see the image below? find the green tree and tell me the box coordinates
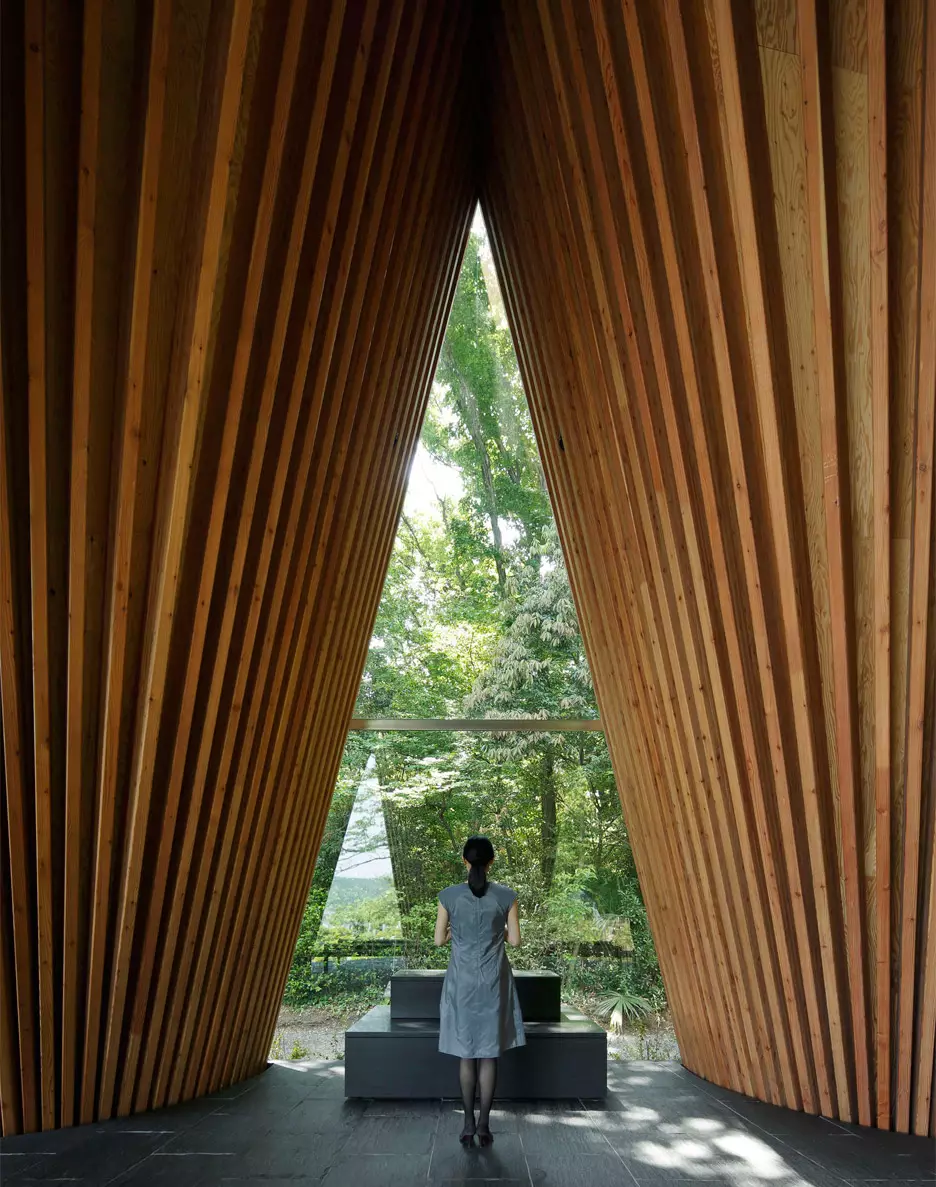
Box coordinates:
[286,220,663,1013]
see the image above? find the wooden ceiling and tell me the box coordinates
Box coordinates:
[1,0,934,1142]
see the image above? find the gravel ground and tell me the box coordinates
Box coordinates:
[269,1006,349,1062]
[268,1003,679,1064]
[606,1018,680,1061]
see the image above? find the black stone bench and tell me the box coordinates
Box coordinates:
[389,968,561,1021]
[345,969,607,1098]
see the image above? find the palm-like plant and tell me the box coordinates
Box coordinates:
[594,990,652,1033]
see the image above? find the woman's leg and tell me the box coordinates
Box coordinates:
[477,1057,497,1140]
[459,1058,478,1132]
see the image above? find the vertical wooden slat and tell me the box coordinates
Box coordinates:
[61,0,103,1130]
[23,0,57,1130]
[80,0,172,1125]
[896,0,936,1135]
[0,330,38,1135]
[867,0,891,1131]
[0,749,23,1133]
[798,0,870,1124]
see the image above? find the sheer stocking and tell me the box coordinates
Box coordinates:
[477,1057,497,1139]
[458,1057,498,1141]
[459,1058,478,1130]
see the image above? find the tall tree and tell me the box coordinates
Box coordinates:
[289,219,661,1004]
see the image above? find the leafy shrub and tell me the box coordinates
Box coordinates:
[594,990,652,1033]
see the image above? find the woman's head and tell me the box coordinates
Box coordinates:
[463,835,495,897]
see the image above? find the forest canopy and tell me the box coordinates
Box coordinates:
[284,217,663,1011]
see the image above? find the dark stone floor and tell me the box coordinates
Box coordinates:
[1,1060,933,1186]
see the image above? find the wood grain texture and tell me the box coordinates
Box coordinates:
[0,0,473,1135]
[0,0,933,1142]
[483,0,935,1137]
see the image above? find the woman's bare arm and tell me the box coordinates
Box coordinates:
[434,901,450,946]
[505,899,521,947]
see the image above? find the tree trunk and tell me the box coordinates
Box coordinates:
[540,748,557,893]
[444,344,507,593]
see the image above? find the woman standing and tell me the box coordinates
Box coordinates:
[434,835,524,1147]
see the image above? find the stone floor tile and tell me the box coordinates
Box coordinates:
[526,1151,632,1186]
[319,1152,432,1185]
[430,1131,531,1181]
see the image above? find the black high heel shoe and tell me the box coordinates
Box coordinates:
[477,1122,493,1147]
[459,1119,476,1146]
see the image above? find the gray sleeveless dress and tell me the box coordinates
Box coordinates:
[437,880,526,1058]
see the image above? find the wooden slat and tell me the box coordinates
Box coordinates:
[23,0,56,1130]
[0,747,22,1134]
[711,0,854,1119]
[663,0,836,1111]
[896,0,936,1135]
[867,0,891,1130]
[0,330,39,1136]
[60,0,103,1131]
[79,0,172,1125]
[798,0,871,1124]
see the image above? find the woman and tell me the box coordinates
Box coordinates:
[434,835,524,1147]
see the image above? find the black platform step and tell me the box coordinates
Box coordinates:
[345,1004,607,1098]
[389,968,561,1021]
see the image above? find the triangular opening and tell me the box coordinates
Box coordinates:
[275,206,670,1064]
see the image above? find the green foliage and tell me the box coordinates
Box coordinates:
[594,991,653,1033]
[290,968,390,1023]
[325,889,401,936]
[282,784,355,1007]
[283,219,665,1019]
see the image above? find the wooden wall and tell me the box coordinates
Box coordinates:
[483,0,935,1138]
[1,0,933,1143]
[0,0,474,1135]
